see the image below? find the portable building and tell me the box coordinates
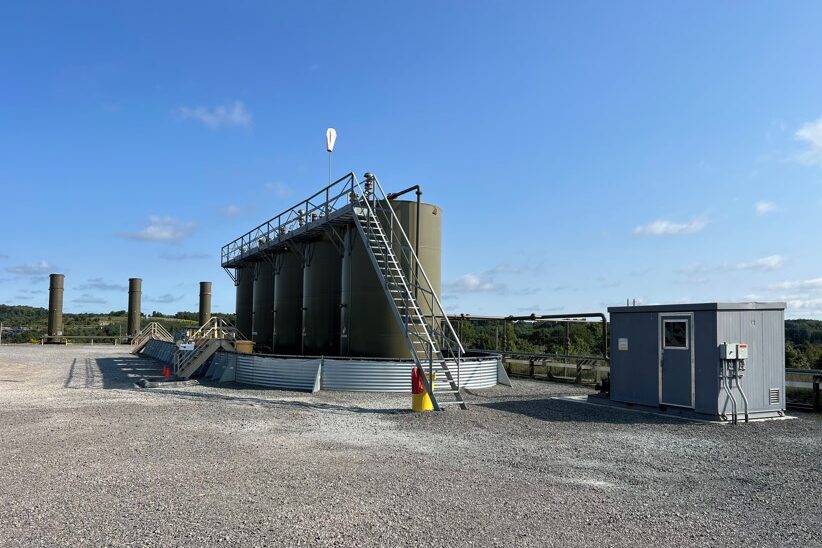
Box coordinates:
[607,302,786,421]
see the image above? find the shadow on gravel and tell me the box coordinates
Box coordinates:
[480,397,688,425]
[141,387,405,416]
[64,356,166,390]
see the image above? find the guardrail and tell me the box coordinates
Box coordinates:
[785,367,821,411]
[221,173,358,267]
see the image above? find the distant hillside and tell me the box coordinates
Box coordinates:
[0,304,819,368]
[0,304,234,343]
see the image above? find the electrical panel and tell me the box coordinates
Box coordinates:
[735,343,748,360]
[719,343,737,360]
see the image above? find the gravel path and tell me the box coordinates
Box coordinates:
[0,345,820,547]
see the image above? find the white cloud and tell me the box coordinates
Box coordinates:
[121,216,194,242]
[76,278,127,291]
[177,100,251,129]
[159,251,210,261]
[265,182,293,199]
[72,293,107,304]
[5,260,53,275]
[633,217,707,236]
[769,277,822,291]
[220,204,246,218]
[736,255,786,271]
[444,272,500,293]
[795,116,822,165]
[145,293,182,304]
[754,200,776,215]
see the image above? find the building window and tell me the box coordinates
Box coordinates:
[663,320,688,349]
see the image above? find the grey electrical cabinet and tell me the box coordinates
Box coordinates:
[607,302,786,421]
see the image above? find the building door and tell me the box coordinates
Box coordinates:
[659,314,694,408]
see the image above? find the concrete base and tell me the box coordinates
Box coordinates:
[552,394,793,424]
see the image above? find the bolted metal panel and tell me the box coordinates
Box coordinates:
[342,200,442,359]
[273,248,304,354]
[141,339,176,364]
[127,278,142,337]
[234,355,319,390]
[235,266,254,340]
[302,236,342,356]
[252,260,275,351]
[198,281,212,327]
[47,273,65,337]
[321,357,498,392]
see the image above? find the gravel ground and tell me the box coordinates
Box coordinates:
[0,345,820,547]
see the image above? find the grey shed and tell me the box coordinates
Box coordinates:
[607,302,786,421]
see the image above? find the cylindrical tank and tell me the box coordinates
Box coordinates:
[127,278,142,336]
[302,235,342,356]
[252,260,275,352]
[235,266,254,340]
[199,281,212,327]
[341,200,442,358]
[47,273,65,337]
[273,247,304,354]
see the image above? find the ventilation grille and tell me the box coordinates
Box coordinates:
[769,388,780,405]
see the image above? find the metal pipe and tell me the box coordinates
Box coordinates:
[199,281,212,327]
[47,273,65,338]
[127,278,142,337]
[386,185,422,297]
[721,359,737,424]
[450,312,609,359]
[734,360,750,423]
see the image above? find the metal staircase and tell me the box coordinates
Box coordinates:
[174,338,234,378]
[174,317,244,379]
[352,173,467,410]
[130,322,174,354]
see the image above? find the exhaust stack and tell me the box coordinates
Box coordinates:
[127,278,142,337]
[199,281,212,327]
[47,273,65,338]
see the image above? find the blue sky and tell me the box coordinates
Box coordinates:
[1,2,822,319]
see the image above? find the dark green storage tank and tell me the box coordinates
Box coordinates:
[273,247,304,354]
[252,260,275,352]
[235,266,254,340]
[341,200,442,358]
[302,235,342,355]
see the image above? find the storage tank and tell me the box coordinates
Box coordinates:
[252,259,275,352]
[235,266,254,340]
[47,273,65,338]
[273,247,304,354]
[302,235,342,355]
[341,200,442,358]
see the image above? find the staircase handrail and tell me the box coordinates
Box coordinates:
[354,174,465,357]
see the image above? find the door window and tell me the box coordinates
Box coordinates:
[663,320,688,349]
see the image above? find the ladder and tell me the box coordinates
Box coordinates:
[130,322,174,354]
[352,174,467,410]
[175,338,233,379]
[174,317,244,378]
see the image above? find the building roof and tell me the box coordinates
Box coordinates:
[607,302,786,314]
